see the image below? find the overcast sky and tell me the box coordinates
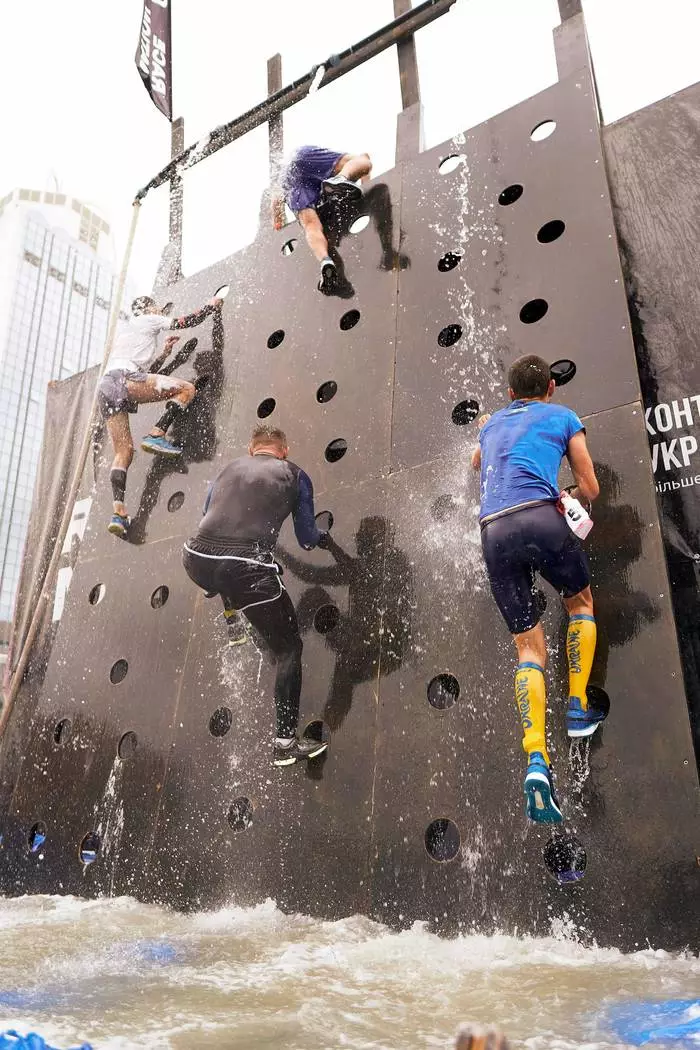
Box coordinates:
[1,0,699,288]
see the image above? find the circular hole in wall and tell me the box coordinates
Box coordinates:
[28,822,47,853]
[79,831,101,866]
[53,719,72,746]
[168,491,185,513]
[109,659,128,685]
[439,154,465,175]
[340,309,360,331]
[257,397,276,419]
[537,219,566,244]
[519,299,549,324]
[214,284,230,299]
[150,585,169,609]
[209,706,233,737]
[586,684,611,722]
[302,719,331,746]
[431,494,458,522]
[543,833,587,884]
[281,239,297,256]
[118,731,138,760]
[437,252,462,273]
[316,380,338,404]
[325,439,348,464]
[424,818,461,862]
[498,184,524,206]
[314,605,340,634]
[451,400,480,425]
[349,214,370,235]
[427,673,460,710]
[315,510,334,532]
[550,359,577,386]
[531,120,557,141]
[88,583,106,606]
[227,797,254,832]
[267,329,285,349]
[438,324,463,348]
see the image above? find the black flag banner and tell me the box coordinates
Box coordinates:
[135,0,172,120]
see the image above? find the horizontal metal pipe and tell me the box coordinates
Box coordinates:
[134,0,457,201]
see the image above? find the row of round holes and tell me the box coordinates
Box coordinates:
[279,121,557,253]
[17,810,583,881]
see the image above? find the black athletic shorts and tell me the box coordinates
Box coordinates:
[480,502,590,634]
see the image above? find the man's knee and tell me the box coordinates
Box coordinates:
[179,380,196,403]
[564,586,594,617]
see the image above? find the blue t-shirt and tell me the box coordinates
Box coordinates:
[478,400,584,520]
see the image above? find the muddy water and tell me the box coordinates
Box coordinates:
[0,896,697,1049]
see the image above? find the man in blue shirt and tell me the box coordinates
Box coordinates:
[183,424,330,767]
[472,355,601,823]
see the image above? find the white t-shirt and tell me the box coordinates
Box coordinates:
[106,314,172,374]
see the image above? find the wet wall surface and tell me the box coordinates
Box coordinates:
[0,60,698,949]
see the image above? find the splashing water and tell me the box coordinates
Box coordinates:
[0,895,697,1049]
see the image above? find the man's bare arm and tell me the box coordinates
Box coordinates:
[566,430,599,501]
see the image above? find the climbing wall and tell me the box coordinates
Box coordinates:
[1,40,699,949]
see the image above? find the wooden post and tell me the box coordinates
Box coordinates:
[268,54,286,230]
[394,0,424,161]
[169,117,184,282]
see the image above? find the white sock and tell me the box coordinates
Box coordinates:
[276,737,294,746]
[321,256,334,269]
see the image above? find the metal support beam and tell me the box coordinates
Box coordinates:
[135,0,457,201]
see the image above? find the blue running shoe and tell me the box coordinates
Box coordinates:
[524,752,563,824]
[141,434,182,458]
[107,513,130,538]
[567,695,607,738]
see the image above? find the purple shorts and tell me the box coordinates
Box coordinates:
[98,369,148,418]
[282,146,345,212]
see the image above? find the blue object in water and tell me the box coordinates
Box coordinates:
[136,940,177,964]
[0,1033,91,1050]
[607,999,700,1044]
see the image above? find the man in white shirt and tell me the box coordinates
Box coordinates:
[98,294,222,538]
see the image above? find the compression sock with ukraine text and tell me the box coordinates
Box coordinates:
[567,614,597,709]
[515,662,549,766]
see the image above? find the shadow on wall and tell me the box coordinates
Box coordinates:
[317,183,410,299]
[278,516,414,732]
[587,461,660,685]
[127,310,226,545]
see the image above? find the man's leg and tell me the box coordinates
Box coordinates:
[482,513,562,823]
[243,587,302,740]
[563,586,600,737]
[105,412,134,532]
[126,374,196,457]
[298,208,340,295]
[243,583,328,765]
[334,152,372,182]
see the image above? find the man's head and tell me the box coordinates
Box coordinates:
[249,424,289,460]
[131,295,160,316]
[508,355,555,402]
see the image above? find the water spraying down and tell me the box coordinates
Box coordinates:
[0,897,697,1049]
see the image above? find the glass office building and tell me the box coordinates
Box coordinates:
[0,189,124,657]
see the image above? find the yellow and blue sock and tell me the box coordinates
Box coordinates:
[515,661,549,766]
[567,615,597,709]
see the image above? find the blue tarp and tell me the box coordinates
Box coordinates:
[0,1035,91,1050]
[607,1000,700,1044]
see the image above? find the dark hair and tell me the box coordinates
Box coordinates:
[131,295,157,316]
[251,424,287,448]
[508,355,551,399]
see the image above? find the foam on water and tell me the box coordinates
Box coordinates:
[0,896,697,1049]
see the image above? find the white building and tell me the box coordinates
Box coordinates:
[0,188,126,653]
